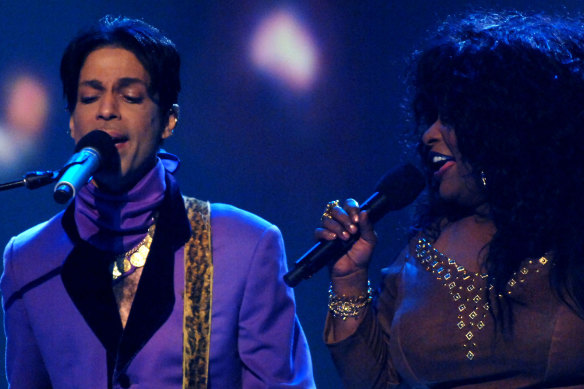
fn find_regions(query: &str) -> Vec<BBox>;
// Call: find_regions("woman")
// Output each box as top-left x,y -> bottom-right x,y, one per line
319,11 -> 584,388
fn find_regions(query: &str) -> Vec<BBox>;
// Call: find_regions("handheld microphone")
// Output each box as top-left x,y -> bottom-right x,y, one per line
53,130 -> 117,204
284,163 -> 425,287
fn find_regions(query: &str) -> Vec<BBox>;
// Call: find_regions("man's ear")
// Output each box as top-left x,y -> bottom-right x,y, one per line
68,116 -> 76,139
162,104 -> 179,139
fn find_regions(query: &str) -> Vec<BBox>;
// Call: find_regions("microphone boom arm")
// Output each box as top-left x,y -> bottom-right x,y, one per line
0,171 -> 58,192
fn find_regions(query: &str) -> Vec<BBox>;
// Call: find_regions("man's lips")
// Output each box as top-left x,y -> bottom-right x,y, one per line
112,137 -> 128,145
99,130 -> 128,147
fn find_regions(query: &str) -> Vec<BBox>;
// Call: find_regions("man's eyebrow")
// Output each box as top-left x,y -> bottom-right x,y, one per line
78,77 -> 148,90
117,77 -> 148,89
78,79 -> 104,90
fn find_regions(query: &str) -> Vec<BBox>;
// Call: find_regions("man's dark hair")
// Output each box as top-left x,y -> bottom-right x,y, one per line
60,15 -> 180,115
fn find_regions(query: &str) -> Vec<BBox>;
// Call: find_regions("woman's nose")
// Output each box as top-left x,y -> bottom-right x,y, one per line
421,119 -> 444,146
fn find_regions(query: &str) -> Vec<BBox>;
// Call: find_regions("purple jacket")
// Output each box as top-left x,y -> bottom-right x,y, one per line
1,177 -> 314,388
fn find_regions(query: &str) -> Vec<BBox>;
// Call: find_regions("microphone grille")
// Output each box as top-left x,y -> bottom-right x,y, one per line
74,130 -> 117,170
375,163 -> 425,210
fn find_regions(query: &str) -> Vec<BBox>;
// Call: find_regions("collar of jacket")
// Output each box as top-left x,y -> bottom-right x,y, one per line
60,171 -> 191,385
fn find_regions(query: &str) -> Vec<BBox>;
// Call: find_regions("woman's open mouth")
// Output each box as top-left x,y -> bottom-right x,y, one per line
428,151 -> 455,177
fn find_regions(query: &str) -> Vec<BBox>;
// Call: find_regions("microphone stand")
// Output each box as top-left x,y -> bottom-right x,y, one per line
0,170 -> 59,192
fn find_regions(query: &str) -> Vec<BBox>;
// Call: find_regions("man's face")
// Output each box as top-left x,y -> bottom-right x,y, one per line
69,46 -> 176,192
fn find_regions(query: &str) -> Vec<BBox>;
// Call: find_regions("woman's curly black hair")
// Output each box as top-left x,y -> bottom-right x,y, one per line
407,10 -> 584,323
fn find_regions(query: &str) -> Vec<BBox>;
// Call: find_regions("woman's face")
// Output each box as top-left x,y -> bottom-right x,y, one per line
422,119 -> 485,209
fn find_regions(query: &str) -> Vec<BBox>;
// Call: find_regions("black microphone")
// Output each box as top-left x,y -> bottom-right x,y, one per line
284,164 -> 425,287
53,130 -> 117,204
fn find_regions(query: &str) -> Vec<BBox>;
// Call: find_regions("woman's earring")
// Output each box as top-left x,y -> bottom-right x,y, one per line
480,170 -> 487,188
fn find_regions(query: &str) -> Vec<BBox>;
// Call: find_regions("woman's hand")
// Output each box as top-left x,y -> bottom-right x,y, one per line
315,198 -> 377,278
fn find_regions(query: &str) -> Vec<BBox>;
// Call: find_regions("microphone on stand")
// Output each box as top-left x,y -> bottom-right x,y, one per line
53,130 -> 117,204
284,164 -> 425,287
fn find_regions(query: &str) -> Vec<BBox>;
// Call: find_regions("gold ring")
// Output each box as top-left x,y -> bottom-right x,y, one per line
321,200 -> 340,222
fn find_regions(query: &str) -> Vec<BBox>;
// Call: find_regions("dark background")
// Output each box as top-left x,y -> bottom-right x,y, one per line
0,1 -> 581,387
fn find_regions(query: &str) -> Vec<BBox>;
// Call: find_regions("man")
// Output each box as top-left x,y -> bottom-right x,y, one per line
2,16 -> 314,388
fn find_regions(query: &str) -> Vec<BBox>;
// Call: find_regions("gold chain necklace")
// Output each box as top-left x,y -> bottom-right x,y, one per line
112,222 -> 157,280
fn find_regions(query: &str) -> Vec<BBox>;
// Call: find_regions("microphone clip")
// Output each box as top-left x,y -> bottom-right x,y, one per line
0,170 -> 58,192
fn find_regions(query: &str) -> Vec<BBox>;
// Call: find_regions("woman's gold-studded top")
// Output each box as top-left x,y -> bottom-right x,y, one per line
326,237 -> 584,388
415,237 -> 549,361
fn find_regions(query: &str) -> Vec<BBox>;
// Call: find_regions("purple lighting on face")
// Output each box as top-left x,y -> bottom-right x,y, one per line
250,9 -> 319,92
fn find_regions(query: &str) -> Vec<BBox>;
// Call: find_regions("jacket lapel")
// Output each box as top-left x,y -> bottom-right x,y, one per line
61,173 -> 192,381
61,204 -> 122,380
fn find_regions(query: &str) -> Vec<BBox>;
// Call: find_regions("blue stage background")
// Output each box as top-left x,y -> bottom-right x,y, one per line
0,1 -> 580,387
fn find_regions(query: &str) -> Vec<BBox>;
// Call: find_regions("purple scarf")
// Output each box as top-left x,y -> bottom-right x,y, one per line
74,159 -> 166,254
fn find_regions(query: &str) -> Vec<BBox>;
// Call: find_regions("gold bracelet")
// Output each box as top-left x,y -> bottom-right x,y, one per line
328,281 -> 373,320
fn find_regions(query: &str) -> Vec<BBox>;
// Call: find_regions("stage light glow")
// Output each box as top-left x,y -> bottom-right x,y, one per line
250,9 -> 319,92
5,75 -> 49,137
0,73 -> 50,175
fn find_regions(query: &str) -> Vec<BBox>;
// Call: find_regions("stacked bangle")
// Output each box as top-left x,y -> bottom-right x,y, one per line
328,280 -> 373,320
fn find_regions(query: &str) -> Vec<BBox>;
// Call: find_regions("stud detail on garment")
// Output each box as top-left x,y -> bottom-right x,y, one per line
415,237 -> 549,361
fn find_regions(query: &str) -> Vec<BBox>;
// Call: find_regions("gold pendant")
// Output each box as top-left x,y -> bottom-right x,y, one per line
130,248 -> 147,267
111,221 -> 157,279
